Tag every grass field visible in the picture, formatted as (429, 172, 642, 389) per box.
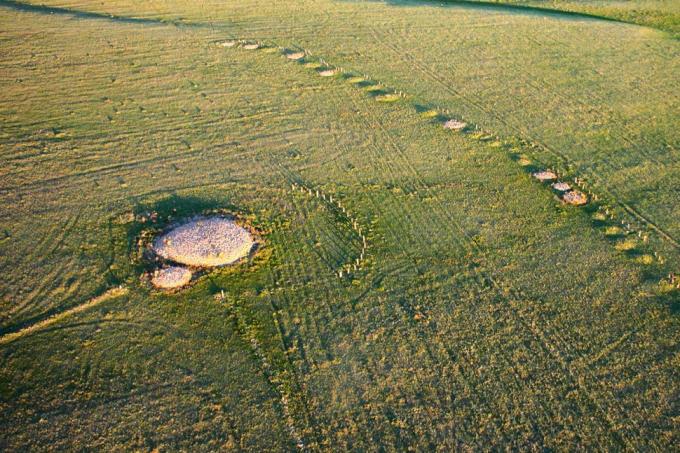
(1, 0, 678, 450)
(459, 0, 680, 37)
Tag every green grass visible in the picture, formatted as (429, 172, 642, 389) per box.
(0, 0, 678, 450)
(458, 0, 680, 37)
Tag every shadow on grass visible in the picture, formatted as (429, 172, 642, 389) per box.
(126, 194, 243, 271)
(0, 0, 229, 29)
(355, 0, 631, 27)
(650, 289, 680, 315)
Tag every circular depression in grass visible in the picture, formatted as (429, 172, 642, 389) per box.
(152, 216, 255, 267)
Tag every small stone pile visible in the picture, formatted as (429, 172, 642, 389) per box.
(443, 119, 467, 131)
(532, 170, 557, 182)
(151, 266, 193, 289)
(318, 68, 337, 77)
(562, 190, 588, 206)
(286, 51, 305, 60)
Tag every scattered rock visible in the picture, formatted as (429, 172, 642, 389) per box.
(151, 266, 193, 289)
(318, 69, 337, 77)
(562, 190, 588, 206)
(443, 119, 467, 131)
(153, 216, 255, 267)
(243, 43, 259, 50)
(217, 41, 237, 48)
(532, 170, 557, 182)
(286, 51, 305, 60)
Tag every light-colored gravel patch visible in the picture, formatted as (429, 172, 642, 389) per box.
(217, 40, 237, 48)
(532, 170, 557, 182)
(443, 119, 467, 131)
(243, 43, 260, 50)
(562, 190, 588, 206)
(153, 217, 255, 267)
(152, 266, 193, 289)
(552, 182, 571, 192)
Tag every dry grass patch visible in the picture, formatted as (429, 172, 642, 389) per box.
(605, 226, 624, 237)
(615, 239, 638, 251)
(635, 254, 655, 265)
(420, 109, 439, 119)
(517, 155, 532, 166)
(375, 93, 401, 103)
(346, 76, 366, 84)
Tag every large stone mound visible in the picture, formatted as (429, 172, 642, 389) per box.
(153, 217, 255, 267)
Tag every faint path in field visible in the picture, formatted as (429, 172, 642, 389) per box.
(0, 286, 128, 346)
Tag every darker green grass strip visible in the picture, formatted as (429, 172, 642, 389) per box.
(0, 0, 223, 29)
(379, 0, 678, 37)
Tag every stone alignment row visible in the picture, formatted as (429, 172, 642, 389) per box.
(290, 182, 368, 279)
(218, 39, 678, 291)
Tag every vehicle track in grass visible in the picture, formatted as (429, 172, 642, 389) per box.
(343, 95, 629, 448)
(0, 286, 128, 346)
(5, 0, 676, 256)
(218, 290, 309, 451)
(270, 162, 472, 446)
(369, 26, 680, 254)
(319, 81, 524, 444)
(2, 1, 675, 447)
(276, 43, 653, 448)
